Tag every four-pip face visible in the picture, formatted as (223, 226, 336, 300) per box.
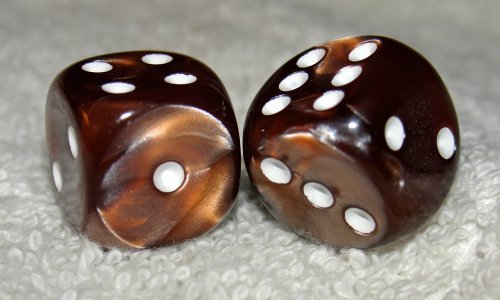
(243, 36, 459, 249)
(46, 51, 241, 249)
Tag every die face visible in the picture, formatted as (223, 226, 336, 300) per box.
(46, 51, 240, 248)
(243, 36, 459, 249)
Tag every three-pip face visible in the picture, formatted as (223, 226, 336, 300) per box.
(46, 51, 240, 249)
(243, 36, 459, 249)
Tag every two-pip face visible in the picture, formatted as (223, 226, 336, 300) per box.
(243, 36, 459, 249)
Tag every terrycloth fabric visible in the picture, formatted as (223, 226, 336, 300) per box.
(1, 0, 499, 299)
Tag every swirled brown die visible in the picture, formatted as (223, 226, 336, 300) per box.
(46, 51, 240, 249)
(243, 36, 459, 249)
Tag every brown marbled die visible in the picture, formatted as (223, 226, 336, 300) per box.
(243, 36, 460, 249)
(46, 51, 240, 249)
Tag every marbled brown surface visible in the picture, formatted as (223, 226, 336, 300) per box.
(46, 51, 240, 248)
(243, 36, 459, 249)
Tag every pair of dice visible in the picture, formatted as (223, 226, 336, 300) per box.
(46, 36, 459, 250)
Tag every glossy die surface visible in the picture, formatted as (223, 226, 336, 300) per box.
(46, 51, 240, 249)
(243, 36, 459, 249)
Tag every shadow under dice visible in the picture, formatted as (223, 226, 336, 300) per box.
(46, 52, 240, 249)
(243, 36, 459, 249)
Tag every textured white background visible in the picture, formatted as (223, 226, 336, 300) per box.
(1, 0, 499, 299)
